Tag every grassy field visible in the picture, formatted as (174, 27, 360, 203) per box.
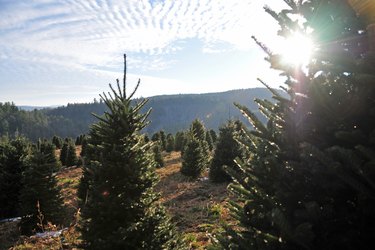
(1, 151, 231, 250)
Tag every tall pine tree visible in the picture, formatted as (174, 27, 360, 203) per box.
(80, 55, 181, 250)
(216, 1, 375, 249)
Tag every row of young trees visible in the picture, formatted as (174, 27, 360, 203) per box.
(2, 1, 374, 249)
(0, 137, 66, 235)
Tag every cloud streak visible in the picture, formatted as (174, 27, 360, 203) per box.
(0, 0, 284, 70)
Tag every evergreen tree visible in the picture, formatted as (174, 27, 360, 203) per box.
(80, 55, 181, 250)
(144, 134, 150, 143)
(209, 129, 217, 144)
(217, 1, 375, 249)
(180, 133, 208, 179)
(180, 120, 211, 178)
(153, 142, 164, 168)
(80, 136, 88, 157)
(209, 120, 243, 183)
(159, 130, 167, 151)
(205, 130, 214, 151)
(174, 131, 186, 152)
(66, 142, 78, 167)
(190, 119, 206, 141)
(151, 131, 160, 142)
(60, 142, 68, 166)
(165, 133, 175, 153)
(0, 136, 29, 219)
(19, 140, 65, 235)
(52, 135, 62, 149)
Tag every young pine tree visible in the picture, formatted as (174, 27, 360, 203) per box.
(174, 131, 186, 152)
(180, 120, 210, 179)
(205, 130, 214, 151)
(153, 142, 165, 168)
(217, 1, 375, 249)
(19, 140, 65, 235)
(60, 142, 68, 166)
(209, 120, 243, 183)
(0, 136, 29, 219)
(165, 133, 175, 153)
(80, 55, 182, 250)
(65, 142, 78, 167)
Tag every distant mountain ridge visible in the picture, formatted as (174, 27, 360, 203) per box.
(43, 88, 274, 135)
(2, 88, 278, 140)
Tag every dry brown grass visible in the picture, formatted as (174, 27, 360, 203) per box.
(3, 151, 232, 250)
(156, 151, 230, 249)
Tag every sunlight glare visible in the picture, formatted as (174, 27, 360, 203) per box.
(279, 33, 313, 66)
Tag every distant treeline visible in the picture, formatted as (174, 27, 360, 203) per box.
(1, 88, 274, 140)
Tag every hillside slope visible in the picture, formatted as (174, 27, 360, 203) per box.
(1, 88, 275, 140)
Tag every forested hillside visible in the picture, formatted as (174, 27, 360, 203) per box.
(0, 88, 273, 140)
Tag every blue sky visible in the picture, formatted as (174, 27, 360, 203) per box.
(0, 0, 287, 106)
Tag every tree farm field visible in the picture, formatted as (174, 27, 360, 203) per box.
(1, 149, 231, 250)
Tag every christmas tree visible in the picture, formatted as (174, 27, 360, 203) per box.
(209, 120, 243, 183)
(80, 55, 181, 250)
(216, 0, 375, 249)
(0, 136, 29, 219)
(181, 120, 210, 179)
(19, 140, 65, 235)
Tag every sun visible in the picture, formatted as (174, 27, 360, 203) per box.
(278, 32, 314, 66)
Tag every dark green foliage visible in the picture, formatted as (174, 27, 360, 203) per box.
(75, 134, 85, 145)
(80, 55, 181, 250)
(153, 143, 164, 168)
(181, 119, 211, 178)
(205, 130, 214, 151)
(209, 129, 217, 144)
(60, 142, 68, 166)
(80, 136, 88, 157)
(52, 135, 62, 149)
(159, 130, 167, 151)
(0, 136, 29, 219)
(151, 132, 160, 142)
(166, 133, 174, 152)
(66, 143, 78, 167)
(181, 134, 207, 179)
(19, 140, 65, 235)
(209, 120, 243, 183)
(144, 134, 150, 143)
(191, 119, 206, 141)
(0, 89, 276, 140)
(174, 131, 186, 151)
(217, 1, 375, 250)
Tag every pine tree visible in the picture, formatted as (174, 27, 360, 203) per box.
(19, 140, 65, 235)
(174, 131, 186, 152)
(159, 130, 167, 151)
(153, 142, 164, 168)
(60, 142, 68, 166)
(0, 136, 29, 219)
(216, 1, 375, 249)
(80, 55, 181, 250)
(165, 133, 174, 153)
(180, 133, 208, 179)
(205, 130, 214, 151)
(190, 119, 206, 141)
(209, 120, 243, 183)
(52, 135, 62, 149)
(180, 120, 211, 178)
(66, 142, 78, 167)
(209, 129, 217, 144)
